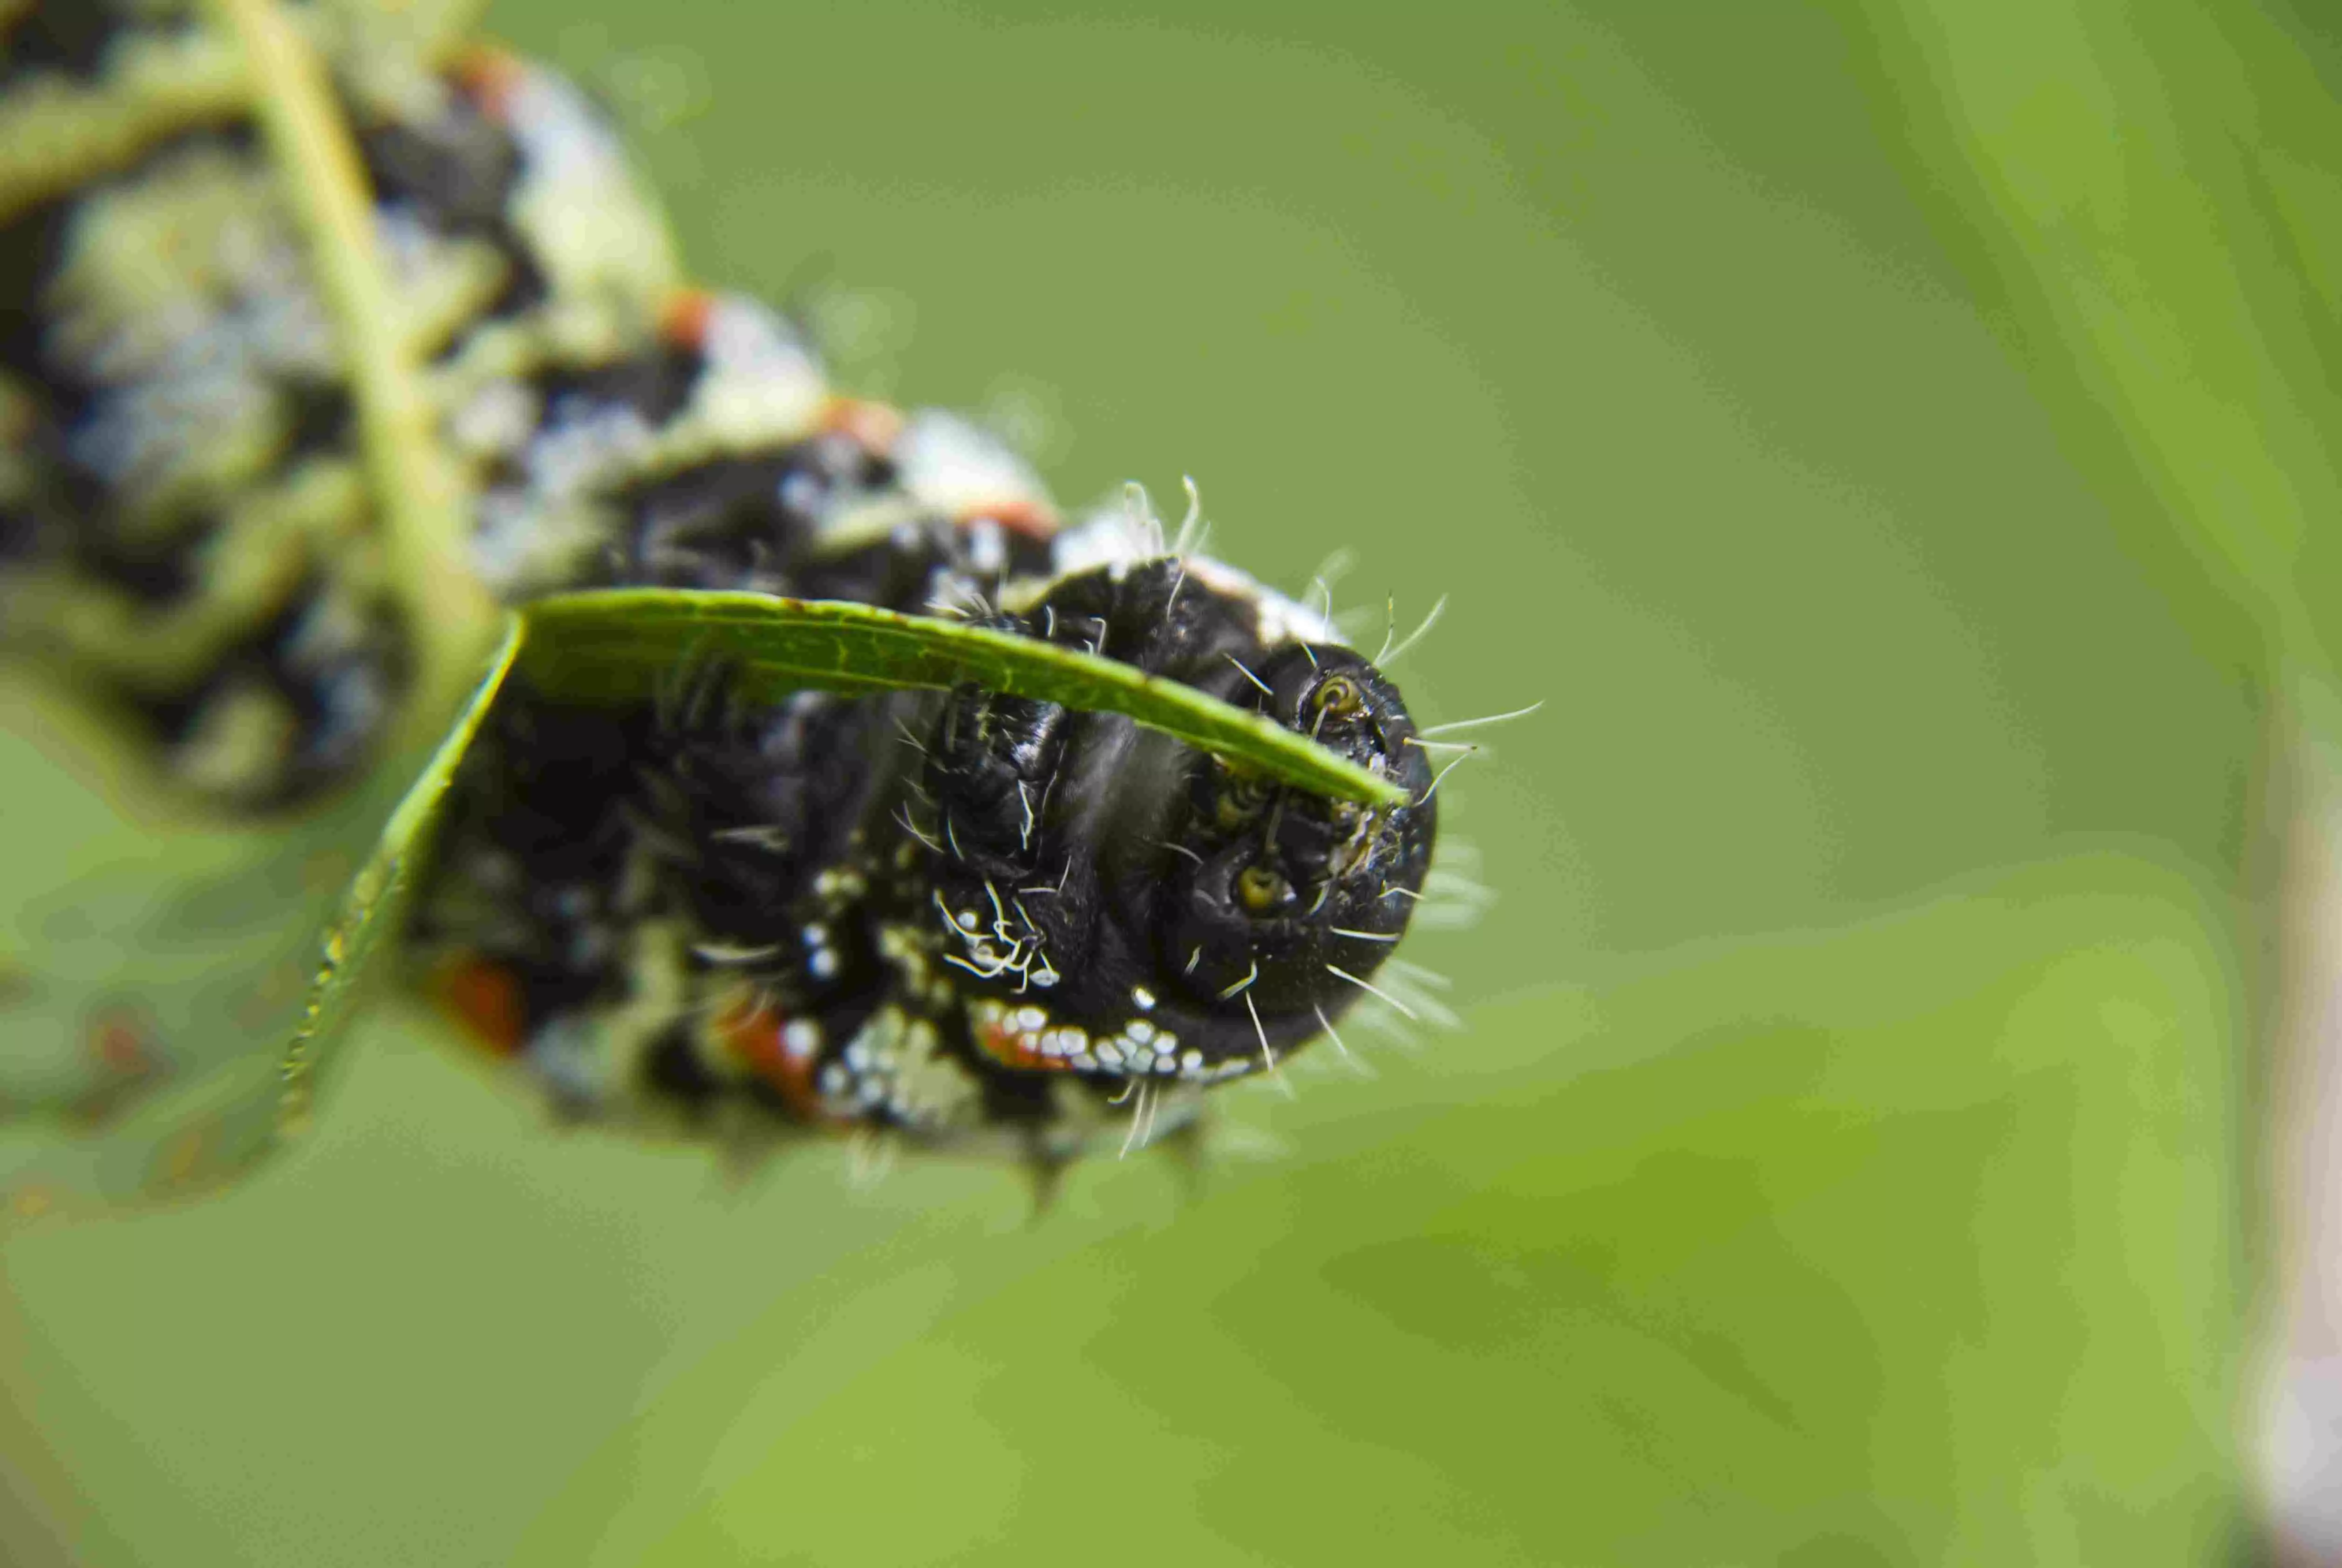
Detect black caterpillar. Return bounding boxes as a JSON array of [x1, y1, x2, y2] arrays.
[[0, 0, 1445, 1169]]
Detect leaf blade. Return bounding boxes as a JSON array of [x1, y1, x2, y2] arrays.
[[276, 616, 525, 1137], [520, 588, 1412, 807]]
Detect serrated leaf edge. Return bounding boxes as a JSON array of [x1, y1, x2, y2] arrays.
[[276, 615, 523, 1136]]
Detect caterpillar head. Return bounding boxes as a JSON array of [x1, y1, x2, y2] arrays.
[[1162, 644, 1432, 1022], [919, 561, 1437, 1085]]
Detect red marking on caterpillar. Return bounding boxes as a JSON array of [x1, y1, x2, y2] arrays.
[[712, 994, 831, 1121], [970, 498, 1059, 541], [973, 1011, 1069, 1074], [658, 288, 719, 353], [820, 396, 906, 455], [428, 954, 527, 1057], [452, 44, 526, 122]]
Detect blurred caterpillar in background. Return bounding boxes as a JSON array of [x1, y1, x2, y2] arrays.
[[0, 0, 1455, 1174]]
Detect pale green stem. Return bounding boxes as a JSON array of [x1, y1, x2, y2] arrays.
[[204, 0, 500, 736]]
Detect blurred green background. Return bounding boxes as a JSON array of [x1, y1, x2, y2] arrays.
[[12, 0, 2341, 1560]]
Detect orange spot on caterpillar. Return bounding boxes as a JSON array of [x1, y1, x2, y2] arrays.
[[428, 954, 528, 1057], [974, 1013, 1068, 1073], [658, 288, 719, 352], [966, 498, 1059, 541], [711, 993, 828, 1120], [453, 46, 526, 122], [820, 396, 906, 455]]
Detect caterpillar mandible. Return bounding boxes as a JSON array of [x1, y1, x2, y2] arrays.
[[0, 0, 1450, 1179]]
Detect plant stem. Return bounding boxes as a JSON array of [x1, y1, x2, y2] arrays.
[[205, 0, 499, 738]]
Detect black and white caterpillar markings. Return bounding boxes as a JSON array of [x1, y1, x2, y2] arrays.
[[0, 0, 1467, 1168]]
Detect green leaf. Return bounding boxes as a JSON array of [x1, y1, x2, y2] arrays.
[[0, 609, 517, 1223], [520, 588, 1413, 808], [0, 666, 406, 1214], [276, 616, 524, 1139]]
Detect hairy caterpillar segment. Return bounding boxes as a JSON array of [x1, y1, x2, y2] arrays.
[[2, 0, 1444, 1164], [924, 560, 1436, 1085], [419, 661, 1068, 1145]]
